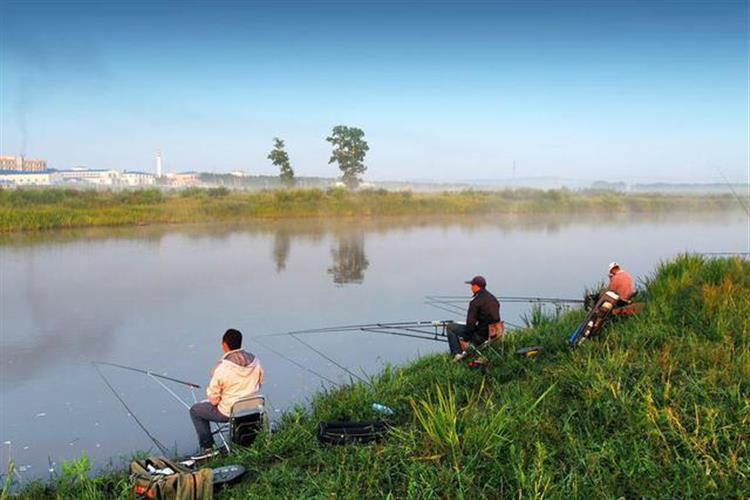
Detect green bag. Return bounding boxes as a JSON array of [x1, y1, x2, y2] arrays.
[[130, 457, 213, 500]]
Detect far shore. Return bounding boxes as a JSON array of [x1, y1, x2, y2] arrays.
[[0, 187, 742, 233]]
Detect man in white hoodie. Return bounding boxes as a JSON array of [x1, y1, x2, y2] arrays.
[[189, 328, 264, 458]]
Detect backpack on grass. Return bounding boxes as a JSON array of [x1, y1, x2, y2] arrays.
[[130, 457, 213, 500]]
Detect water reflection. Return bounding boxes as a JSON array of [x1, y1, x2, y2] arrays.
[[327, 232, 369, 285], [273, 230, 291, 272], [1, 211, 747, 480]]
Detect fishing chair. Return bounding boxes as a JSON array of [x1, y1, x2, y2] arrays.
[[213, 394, 268, 453], [475, 321, 505, 352], [461, 321, 506, 358]]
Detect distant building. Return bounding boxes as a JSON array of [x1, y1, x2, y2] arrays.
[[166, 172, 200, 187], [58, 168, 121, 186], [0, 170, 58, 187], [122, 171, 156, 186], [0, 156, 47, 172]]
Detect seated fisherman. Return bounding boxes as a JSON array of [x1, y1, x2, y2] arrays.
[[607, 262, 636, 304], [189, 328, 264, 459], [447, 275, 501, 361]]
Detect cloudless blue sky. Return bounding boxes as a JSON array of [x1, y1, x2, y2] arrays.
[[1, 0, 747, 182]]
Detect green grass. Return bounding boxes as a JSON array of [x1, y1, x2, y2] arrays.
[[0, 187, 740, 232], [10, 254, 748, 498]]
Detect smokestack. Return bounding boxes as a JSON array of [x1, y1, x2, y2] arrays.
[[156, 152, 163, 178]]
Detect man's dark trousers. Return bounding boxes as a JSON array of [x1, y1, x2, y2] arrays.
[[189, 402, 229, 449], [447, 323, 474, 355]]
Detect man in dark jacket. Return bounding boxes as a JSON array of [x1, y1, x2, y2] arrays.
[[447, 275, 501, 360]]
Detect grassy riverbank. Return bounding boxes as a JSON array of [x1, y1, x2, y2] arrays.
[[10, 254, 749, 498], [0, 187, 740, 232]]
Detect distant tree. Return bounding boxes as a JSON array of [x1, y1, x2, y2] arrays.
[[325, 126, 369, 189], [268, 137, 294, 186]]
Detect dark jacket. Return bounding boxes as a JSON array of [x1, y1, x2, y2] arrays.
[[466, 288, 501, 341]]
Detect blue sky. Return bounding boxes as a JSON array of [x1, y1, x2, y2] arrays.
[[1, 0, 747, 182]]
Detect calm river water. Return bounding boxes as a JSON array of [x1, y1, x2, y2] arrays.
[[1, 212, 747, 479]]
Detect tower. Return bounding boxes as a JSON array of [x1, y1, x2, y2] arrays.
[[156, 152, 163, 178]]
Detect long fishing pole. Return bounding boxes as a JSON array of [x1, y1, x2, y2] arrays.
[[262, 321, 454, 344], [93, 361, 200, 388], [425, 295, 584, 304], [92, 363, 170, 456], [423, 301, 467, 316], [717, 167, 750, 216], [259, 320, 451, 338], [290, 334, 369, 385], [359, 327, 448, 342], [251, 336, 338, 386]]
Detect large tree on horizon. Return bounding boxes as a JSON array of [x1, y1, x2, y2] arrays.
[[268, 137, 294, 186], [325, 125, 369, 189]]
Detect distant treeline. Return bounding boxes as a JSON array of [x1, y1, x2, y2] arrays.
[[591, 180, 749, 194], [0, 187, 741, 233]]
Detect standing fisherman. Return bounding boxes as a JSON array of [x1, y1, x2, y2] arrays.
[[447, 276, 501, 361], [189, 329, 264, 459]]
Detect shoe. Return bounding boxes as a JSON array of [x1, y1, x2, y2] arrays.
[[190, 447, 220, 461], [453, 352, 467, 362]]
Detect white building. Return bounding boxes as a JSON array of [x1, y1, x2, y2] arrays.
[[58, 168, 121, 186], [122, 171, 156, 186], [0, 170, 58, 187]]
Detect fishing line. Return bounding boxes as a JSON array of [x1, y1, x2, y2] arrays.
[[290, 334, 369, 385], [147, 373, 192, 410], [93, 363, 170, 456], [251, 336, 338, 386]]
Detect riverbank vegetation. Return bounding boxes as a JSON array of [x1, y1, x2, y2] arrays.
[[0, 187, 741, 232], [10, 254, 749, 498]]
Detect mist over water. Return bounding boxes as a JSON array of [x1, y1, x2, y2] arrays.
[[1, 212, 747, 480]]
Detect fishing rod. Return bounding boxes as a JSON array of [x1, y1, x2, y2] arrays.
[[251, 335, 339, 386], [359, 327, 448, 343], [717, 167, 750, 216], [93, 361, 201, 388], [259, 320, 453, 338], [94, 361, 232, 452], [92, 363, 170, 456], [290, 334, 370, 385], [254, 321, 454, 386], [264, 321, 454, 344], [425, 295, 584, 304]]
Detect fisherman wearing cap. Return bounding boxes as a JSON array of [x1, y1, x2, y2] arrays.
[[607, 262, 636, 303], [447, 275, 501, 361]]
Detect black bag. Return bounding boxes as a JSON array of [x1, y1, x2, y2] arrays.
[[317, 421, 390, 445]]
